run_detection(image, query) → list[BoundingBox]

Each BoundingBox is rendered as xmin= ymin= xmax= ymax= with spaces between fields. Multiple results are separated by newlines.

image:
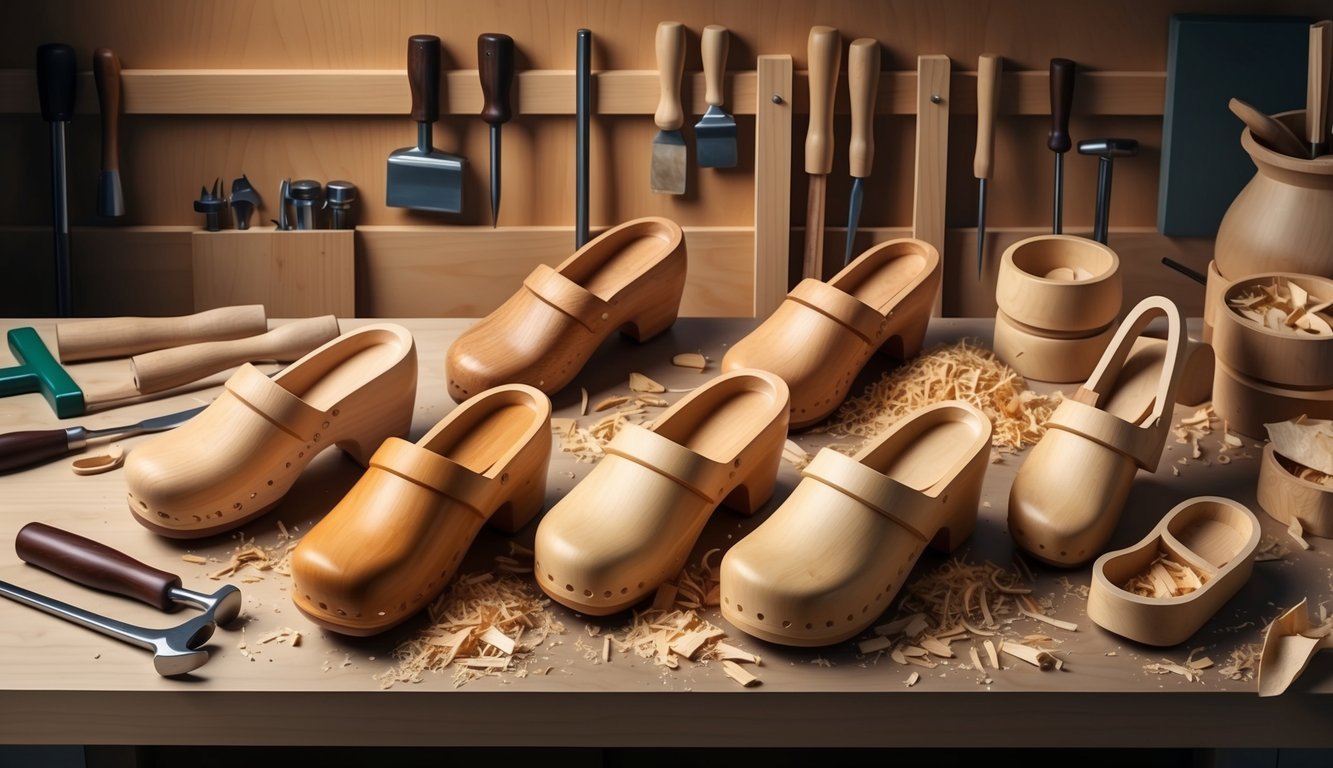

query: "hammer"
xmin=1077 ymin=138 xmax=1138 ymax=245
xmin=15 ymin=522 xmax=242 ymax=625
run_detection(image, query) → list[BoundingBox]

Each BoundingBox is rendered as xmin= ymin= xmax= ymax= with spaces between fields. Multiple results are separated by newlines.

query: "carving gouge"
xmin=844 ymin=38 xmax=879 ymax=267
xmin=575 ymin=28 xmax=591 ymax=249
xmin=1048 ymin=58 xmax=1075 ymax=234
xmin=974 ymin=54 xmax=1000 ymax=278
xmin=93 ymin=48 xmax=124 ymax=218
xmin=479 ymin=33 xmax=515 ymax=227
xmin=0 ymin=402 xmax=204 ymax=473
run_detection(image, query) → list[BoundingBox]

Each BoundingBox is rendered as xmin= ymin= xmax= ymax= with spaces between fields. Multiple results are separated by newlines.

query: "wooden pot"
xmin=991 ymin=309 xmax=1115 ymax=384
xmin=1211 ymin=358 xmax=1333 ymax=438
xmin=1211 ymin=272 xmax=1333 ymax=388
xmin=1215 ymin=111 xmax=1333 ymax=280
xmin=1258 ymin=444 xmax=1333 ymax=539
xmin=995 ymin=235 xmax=1122 ymax=333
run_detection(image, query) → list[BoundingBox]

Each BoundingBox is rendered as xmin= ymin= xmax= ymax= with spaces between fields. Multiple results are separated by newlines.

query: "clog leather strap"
xmin=523 ymin=264 xmax=614 ymax=333
xmin=801 ymin=448 xmax=935 ymax=542
xmin=224 ymin=363 xmax=328 ymax=441
xmin=368 ymin=437 xmax=497 ymax=519
xmin=604 ymin=424 xmax=731 ymax=505
xmin=787 ymin=279 xmax=888 ymax=345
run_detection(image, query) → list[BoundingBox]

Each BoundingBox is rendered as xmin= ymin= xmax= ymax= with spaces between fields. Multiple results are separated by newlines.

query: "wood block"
xmin=913 ymin=55 xmax=950 ymax=316
xmin=753 ymin=55 xmax=793 ymax=317
xmin=192 ymin=230 xmax=354 ymax=317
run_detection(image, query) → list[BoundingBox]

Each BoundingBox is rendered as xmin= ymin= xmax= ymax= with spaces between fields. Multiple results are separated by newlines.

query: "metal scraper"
xmin=650 ymin=21 xmax=687 ymax=195
xmin=695 ymin=25 xmax=737 ymax=169
xmin=387 ymin=34 xmax=465 ymax=213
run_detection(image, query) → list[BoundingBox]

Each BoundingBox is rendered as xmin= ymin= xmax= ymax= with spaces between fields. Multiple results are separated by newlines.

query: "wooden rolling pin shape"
xmin=57 ymin=305 xmax=268 ymax=363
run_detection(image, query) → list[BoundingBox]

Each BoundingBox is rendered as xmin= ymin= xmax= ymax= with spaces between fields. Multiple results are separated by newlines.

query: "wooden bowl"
xmin=1211 ymin=272 xmax=1333 ymax=388
xmin=995 ymin=235 xmax=1122 ymax=333
xmin=1257 ymin=443 xmax=1333 ymax=538
xmin=1211 ymin=358 xmax=1333 ymax=438
xmin=991 ymin=310 xmax=1115 ymax=384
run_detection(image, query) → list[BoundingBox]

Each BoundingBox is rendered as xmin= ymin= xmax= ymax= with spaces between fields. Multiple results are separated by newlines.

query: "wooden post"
xmin=753 ymin=55 xmax=793 ymax=318
xmin=913 ymin=55 xmax=951 ymax=316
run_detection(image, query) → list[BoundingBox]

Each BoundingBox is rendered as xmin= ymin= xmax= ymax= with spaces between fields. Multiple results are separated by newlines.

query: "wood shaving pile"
xmin=672 ymin=353 xmax=708 ymax=371
xmin=781 ymin=439 xmax=812 ymax=470
xmin=552 ymin=395 xmax=668 ymax=462
xmin=1267 ymin=416 xmax=1333 ymax=486
xmin=1121 ymin=552 xmax=1209 ymax=598
xmin=1171 ymin=405 xmax=1249 ymax=473
xmin=1217 ymin=644 xmax=1261 ymax=681
xmin=820 ymin=339 xmax=1063 ymax=452
xmin=237 ymin=627 xmax=302 ymax=660
xmin=1254 ymin=535 xmax=1289 ymax=562
xmin=208 ymin=522 xmax=300 ymax=582
xmin=1228 ymin=277 xmax=1333 ymax=336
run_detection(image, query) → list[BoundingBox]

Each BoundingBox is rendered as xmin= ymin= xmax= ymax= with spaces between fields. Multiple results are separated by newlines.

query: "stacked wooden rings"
xmin=1210 ymin=272 xmax=1333 ymax=437
xmin=992 ymin=235 xmax=1122 ymax=383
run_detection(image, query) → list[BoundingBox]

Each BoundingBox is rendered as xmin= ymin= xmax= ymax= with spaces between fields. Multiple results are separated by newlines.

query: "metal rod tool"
xmin=36 ymin=43 xmax=77 ymax=316
xmin=974 ymin=54 xmax=1000 ymax=278
xmin=1077 ymin=138 xmax=1137 ymax=245
xmin=479 ymin=33 xmax=515 ymax=227
xmin=1047 ymin=58 xmax=1075 ymax=234
xmin=844 ymin=38 xmax=879 ymax=267
xmin=575 ymin=29 xmax=591 ymax=249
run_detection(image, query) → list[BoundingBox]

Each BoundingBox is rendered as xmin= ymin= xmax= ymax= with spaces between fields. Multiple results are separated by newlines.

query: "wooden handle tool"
xmin=1228 ymin=98 xmax=1308 ymax=158
xmin=649 ymin=21 xmax=687 ymax=194
xmin=93 ymin=48 xmax=124 ymax=218
xmin=802 ymin=25 xmax=841 ymax=280
xmin=843 ymin=38 xmax=878 ymax=266
xmin=1309 ymin=20 xmax=1331 ymax=157
xmin=975 ymin=53 xmax=1001 ymax=278
xmin=1048 ymin=58 xmax=1075 ymax=234
xmin=478 ymin=32 xmax=515 ymax=226
xmin=57 ymin=304 xmax=268 ymax=363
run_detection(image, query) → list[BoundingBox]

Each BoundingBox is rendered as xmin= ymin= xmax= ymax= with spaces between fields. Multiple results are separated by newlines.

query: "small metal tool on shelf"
xmin=289 ymin=179 xmax=324 ymax=230
xmin=227 ymin=175 xmax=261 ymax=230
xmin=193 ymin=178 xmax=225 ymax=231
xmin=325 ymin=180 xmax=357 ymax=229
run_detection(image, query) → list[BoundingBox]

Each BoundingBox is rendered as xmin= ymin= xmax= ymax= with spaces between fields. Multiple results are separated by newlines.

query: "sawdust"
xmin=209 ymin=522 xmax=300 ymax=581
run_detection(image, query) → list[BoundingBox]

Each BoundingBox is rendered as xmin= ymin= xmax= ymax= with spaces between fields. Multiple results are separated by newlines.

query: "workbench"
xmin=1 ymin=316 xmax=1331 ymax=748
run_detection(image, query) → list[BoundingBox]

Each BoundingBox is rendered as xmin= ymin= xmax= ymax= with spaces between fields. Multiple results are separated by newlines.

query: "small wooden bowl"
xmin=1257 ymin=443 xmax=1333 ymax=538
xmin=1211 ymin=358 xmax=1333 ymax=438
xmin=992 ymin=310 xmax=1115 ymax=384
xmin=1088 ymin=496 xmax=1260 ymax=647
xmin=1211 ymin=272 xmax=1333 ymax=388
xmin=995 ymin=235 xmax=1122 ymax=333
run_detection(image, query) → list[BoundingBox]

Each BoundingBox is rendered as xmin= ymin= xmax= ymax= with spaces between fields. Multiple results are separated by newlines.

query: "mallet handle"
xmin=16 ymin=522 xmax=180 ymax=612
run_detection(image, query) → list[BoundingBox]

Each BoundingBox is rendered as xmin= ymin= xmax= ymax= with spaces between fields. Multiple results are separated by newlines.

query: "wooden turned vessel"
xmin=1211 ymin=272 xmax=1333 ymax=388
xmin=995 ymin=235 xmax=1122 ymax=333
xmin=991 ymin=309 xmax=1115 ymax=384
xmin=1211 ymin=359 xmax=1333 ymax=438
xmin=1257 ymin=443 xmax=1333 ymax=538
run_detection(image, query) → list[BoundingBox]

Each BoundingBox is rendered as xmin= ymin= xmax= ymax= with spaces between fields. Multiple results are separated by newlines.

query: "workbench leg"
xmin=753 ymin=54 xmax=793 ymax=319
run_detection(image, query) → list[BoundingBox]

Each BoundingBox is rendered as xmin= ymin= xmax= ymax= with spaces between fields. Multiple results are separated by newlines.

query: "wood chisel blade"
xmin=651 ymin=22 xmax=687 ymax=195
xmin=975 ymin=54 xmax=1000 ymax=278
xmin=844 ymin=38 xmax=879 ymax=267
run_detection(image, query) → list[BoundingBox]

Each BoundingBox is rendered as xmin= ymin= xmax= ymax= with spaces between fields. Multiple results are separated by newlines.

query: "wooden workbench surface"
xmin=1 ymin=317 xmax=1331 ymax=748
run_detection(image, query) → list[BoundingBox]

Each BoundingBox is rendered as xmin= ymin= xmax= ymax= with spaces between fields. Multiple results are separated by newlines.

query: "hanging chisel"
xmin=1308 ymin=21 xmax=1330 ymax=158
xmin=575 ymin=28 xmax=591 ymax=249
xmin=649 ymin=21 xmax=687 ymax=195
xmin=479 ymin=33 xmax=515 ymax=227
xmin=802 ymin=26 xmax=840 ymax=280
xmin=843 ymin=38 xmax=878 ymax=267
xmin=1047 ymin=58 xmax=1075 ymax=234
xmin=36 ymin=43 xmax=77 ymax=317
xmin=93 ymin=48 xmax=124 ymax=218
xmin=974 ymin=54 xmax=1000 ymax=278
xmin=695 ymin=25 xmax=738 ymax=168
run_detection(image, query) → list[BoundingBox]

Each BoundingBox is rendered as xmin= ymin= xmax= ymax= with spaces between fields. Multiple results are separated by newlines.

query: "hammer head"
xmin=170 ymin=583 xmax=242 ymax=626
xmin=3 ymin=328 xmax=84 ymax=418
xmin=150 ymin=613 xmax=215 ymax=677
xmin=1077 ymin=138 xmax=1139 ymax=159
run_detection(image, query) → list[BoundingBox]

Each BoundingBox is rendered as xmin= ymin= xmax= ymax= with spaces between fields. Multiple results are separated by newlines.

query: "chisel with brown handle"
xmin=93 ymin=47 xmax=124 ymax=218
xmin=843 ymin=38 xmax=879 ymax=267
xmin=57 ymin=304 xmax=268 ymax=363
xmin=1308 ymin=20 xmax=1331 ymax=158
xmin=1048 ymin=58 xmax=1075 ymax=234
xmin=975 ymin=54 xmax=1001 ymax=278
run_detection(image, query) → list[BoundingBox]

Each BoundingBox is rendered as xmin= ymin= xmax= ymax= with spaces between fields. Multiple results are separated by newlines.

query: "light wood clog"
xmin=534 ymin=369 xmax=790 ymax=615
xmin=445 ymin=217 xmax=686 ymax=401
xmin=720 ymin=401 xmax=992 ymax=647
xmin=1008 ymin=296 xmax=1189 ymax=566
xmin=290 ymin=384 xmax=551 ymax=636
xmin=720 ymin=238 xmax=940 ymax=430
xmin=125 ymin=324 xmax=418 ymax=539
xmin=1087 ymin=496 xmax=1260 ymax=647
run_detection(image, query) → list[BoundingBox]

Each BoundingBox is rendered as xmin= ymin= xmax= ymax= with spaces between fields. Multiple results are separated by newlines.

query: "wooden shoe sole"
xmin=125 ymin=324 xmax=418 ymax=539
xmin=534 ymin=369 xmax=790 ymax=616
xmin=721 ymin=238 xmax=940 ymax=430
xmin=290 ymin=384 xmax=551 ymax=636
xmin=445 ymin=217 xmax=686 ymax=401
xmin=720 ymin=401 xmax=992 ymax=647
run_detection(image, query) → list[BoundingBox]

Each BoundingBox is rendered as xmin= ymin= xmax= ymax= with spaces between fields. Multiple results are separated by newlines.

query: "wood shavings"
xmin=579 ymin=388 xmax=588 ymax=416
xmin=209 ymin=525 xmax=301 ymax=581
xmin=594 ymin=395 xmax=630 ymax=412
xmin=628 ymin=372 xmax=666 ymax=393
xmin=905 ymin=671 xmax=921 ymax=687
xmin=920 ymin=637 xmax=955 ymax=658
xmin=1017 ymin=601 xmax=1080 ymax=631
xmin=180 ymin=554 xmax=208 ymax=565
xmin=1144 ymin=661 xmax=1202 ymax=682
xmin=1000 ymin=641 xmax=1058 ymax=671
xmin=1287 ymin=517 xmax=1311 ymax=550
xmin=857 ymin=636 xmax=894 ymax=654
xmin=1121 ymin=552 xmax=1210 ymax=598
xmin=1187 ymin=656 xmax=1214 ymax=670
xmin=1254 ymin=535 xmax=1289 ymax=562
xmin=722 ymin=660 xmax=760 ymax=687
xmin=968 ymin=645 xmax=984 ymax=672
xmin=257 ymin=628 xmax=301 ymax=647
xmin=781 ymin=439 xmax=812 ymax=470
xmin=984 ymin=640 xmax=1000 ymax=669
xmin=713 ymin=642 xmax=761 ymax=664
xmin=1266 ymin=416 xmax=1333 ymax=476
xmin=821 ymin=339 xmax=1063 ymax=452
xmin=1229 ymin=277 xmax=1333 ymax=336
xmin=672 ymin=352 xmax=708 ymax=371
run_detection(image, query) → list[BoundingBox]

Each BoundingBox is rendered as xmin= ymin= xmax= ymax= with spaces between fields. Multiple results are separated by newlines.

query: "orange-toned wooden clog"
xmin=534 ymin=369 xmax=790 ymax=615
xmin=721 ymin=238 xmax=940 ymax=429
xmin=125 ymin=324 xmax=418 ymax=539
xmin=445 ymin=217 xmax=686 ymax=401
xmin=290 ymin=384 xmax=551 ymax=636
xmin=1008 ymin=296 xmax=1189 ymax=567
xmin=720 ymin=401 xmax=992 ymax=646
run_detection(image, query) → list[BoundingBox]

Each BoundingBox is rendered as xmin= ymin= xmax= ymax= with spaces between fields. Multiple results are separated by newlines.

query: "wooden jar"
xmin=992 ymin=235 xmax=1121 ymax=383
xmin=1257 ymin=443 xmax=1333 ymax=538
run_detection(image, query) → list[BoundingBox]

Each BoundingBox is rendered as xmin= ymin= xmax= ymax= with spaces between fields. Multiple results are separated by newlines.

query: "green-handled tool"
xmin=650 ymin=21 xmax=687 ymax=195
xmin=843 ymin=38 xmax=879 ymax=267
xmin=695 ymin=25 xmax=737 ymax=168
xmin=975 ymin=54 xmax=1000 ymax=278
xmin=479 ymin=33 xmax=515 ymax=226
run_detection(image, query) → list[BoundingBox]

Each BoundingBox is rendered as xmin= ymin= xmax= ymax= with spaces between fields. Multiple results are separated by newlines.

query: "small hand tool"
xmin=288 ymin=179 xmax=323 ymax=230
xmin=36 ymin=43 xmax=77 ymax=316
xmin=0 ymin=578 xmax=213 ymax=676
xmin=1047 ymin=58 xmax=1076 ymax=234
xmin=974 ymin=54 xmax=1001 ymax=278
xmin=478 ymin=33 xmax=515 ymax=227
xmin=802 ymin=25 xmax=840 ymax=280
xmin=843 ymin=37 xmax=879 ymax=267
xmin=387 ymin=35 xmax=465 ymax=213
xmin=273 ymin=178 xmax=292 ymax=230
xmin=1227 ymin=98 xmax=1308 ymax=158
xmin=1160 ymin=257 xmax=1206 ymax=285
xmin=324 ymin=180 xmax=357 ymax=229
xmin=0 ymin=402 xmax=203 ymax=473
xmin=1077 ymin=138 xmax=1137 ymax=244
xmin=1308 ymin=20 xmax=1331 ymax=158
xmin=93 ymin=48 xmax=125 ymax=218
xmin=575 ymin=28 xmax=592 ymax=249
xmin=57 ymin=304 xmax=268 ymax=363
xmin=16 ymin=522 xmax=242 ymax=625
xmin=193 ymin=178 xmax=225 ymax=231
xmin=650 ymin=21 xmax=687 ymax=195
xmin=227 ymin=175 xmax=261 ymax=230
xmin=695 ymin=25 xmax=738 ymax=169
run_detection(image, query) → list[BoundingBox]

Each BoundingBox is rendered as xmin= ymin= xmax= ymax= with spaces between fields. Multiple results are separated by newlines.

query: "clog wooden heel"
xmin=1087 ymin=496 xmax=1260 ymax=647
xmin=290 ymin=384 xmax=551 ymax=636
xmin=721 ymin=238 xmax=940 ymax=430
xmin=1008 ymin=296 xmax=1189 ymax=567
xmin=125 ymin=324 xmax=417 ymax=539
xmin=445 ymin=216 xmax=686 ymax=401
xmin=720 ymin=401 xmax=992 ymax=647
xmin=534 ymin=369 xmax=789 ymax=616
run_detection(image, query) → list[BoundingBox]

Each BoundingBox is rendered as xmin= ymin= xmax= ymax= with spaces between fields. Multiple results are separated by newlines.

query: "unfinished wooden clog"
xmin=290 ymin=384 xmax=551 ymax=636
xmin=1087 ymin=496 xmax=1260 ymax=647
xmin=445 ymin=217 xmax=686 ymax=401
xmin=1258 ymin=598 xmax=1333 ymax=697
xmin=720 ymin=401 xmax=991 ymax=647
xmin=1008 ymin=296 xmax=1188 ymax=567
xmin=721 ymin=238 xmax=940 ymax=429
xmin=125 ymin=324 xmax=418 ymax=539
xmin=534 ymin=369 xmax=789 ymax=615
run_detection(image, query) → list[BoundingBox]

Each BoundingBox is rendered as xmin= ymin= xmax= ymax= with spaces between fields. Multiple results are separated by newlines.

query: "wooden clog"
xmin=720 ymin=401 xmax=992 ymax=647
xmin=125 ymin=324 xmax=418 ymax=539
xmin=1087 ymin=496 xmax=1260 ymax=647
xmin=445 ymin=217 xmax=686 ymax=401
xmin=720 ymin=238 xmax=940 ymax=430
xmin=290 ymin=384 xmax=551 ymax=636
xmin=534 ymin=369 xmax=790 ymax=615
xmin=1008 ymin=296 xmax=1189 ymax=567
